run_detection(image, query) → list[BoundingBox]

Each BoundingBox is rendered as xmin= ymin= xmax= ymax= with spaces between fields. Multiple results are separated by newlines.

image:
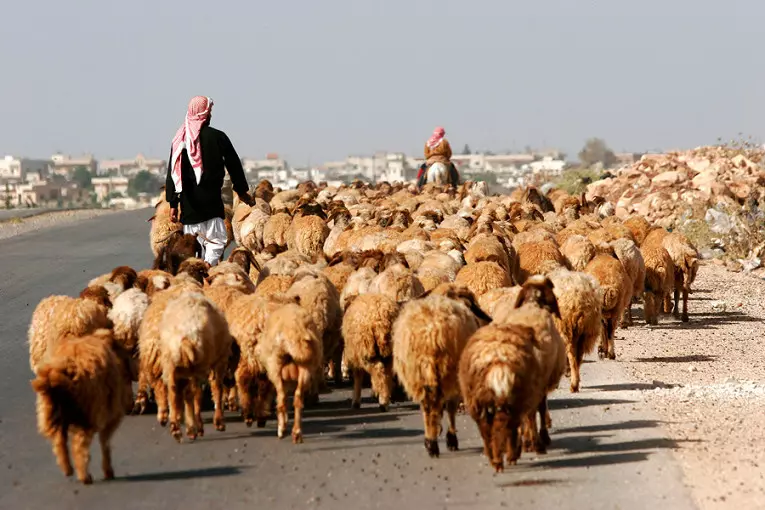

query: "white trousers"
xmin=183 ymin=217 xmax=227 ymax=266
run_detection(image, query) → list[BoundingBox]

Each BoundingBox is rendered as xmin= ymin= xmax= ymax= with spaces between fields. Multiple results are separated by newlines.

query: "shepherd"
xmin=165 ymin=96 xmax=254 ymax=266
xmin=417 ymin=126 xmax=460 ymax=188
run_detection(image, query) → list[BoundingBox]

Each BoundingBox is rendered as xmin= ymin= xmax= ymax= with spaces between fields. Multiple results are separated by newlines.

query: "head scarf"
xmin=427 ymin=126 xmax=446 ymax=150
xmin=170 ymin=96 xmax=213 ymax=192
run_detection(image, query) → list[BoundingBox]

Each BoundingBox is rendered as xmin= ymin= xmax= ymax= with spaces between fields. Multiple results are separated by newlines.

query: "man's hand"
xmin=169 ymin=207 xmax=179 ymax=223
xmin=237 ymin=192 xmax=255 ymax=206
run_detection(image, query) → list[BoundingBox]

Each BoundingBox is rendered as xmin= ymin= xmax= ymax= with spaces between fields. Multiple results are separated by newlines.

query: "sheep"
xmin=254 ymin=274 xmax=294 ymax=299
xmin=464 ymin=234 xmax=511 ymax=274
xmin=492 ymin=277 xmax=566 ymax=454
xmin=287 ymin=203 xmax=330 ymax=260
xmin=176 ymin=257 xmax=209 ymax=284
xmin=458 ymin=322 xmax=540 ymax=472
xmin=108 ymin=288 xmax=150 ymax=356
xmin=455 ymin=261 xmax=512 ymax=299
xmin=159 ymin=291 xmax=233 ymax=441
xmin=476 ymin=286 xmax=522 ymax=319
xmin=135 ymin=269 xmax=173 ymax=298
xmin=227 ymin=247 xmax=262 ymax=283
xmin=339 ymin=267 xmax=377 ymax=310
xmin=31 ymin=329 xmax=136 ymax=484
xmin=610 ymin=238 xmax=646 ymax=326
xmin=205 ymin=261 xmax=256 ymax=293
xmin=513 ymin=241 xmax=568 ymax=284
xmin=367 ymin=260 xmax=425 ymax=303
xmin=148 ymin=199 xmax=182 ymax=259
xmin=623 ymin=215 xmax=652 ymax=246
xmin=256 ymin=303 xmax=323 ymax=443
xmin=640 ymin=230 xmax=676 ymax=325
xmin=262 ymin=212 xmax=292 ymax=251
xmin=239 ymin=207 xmax=270 ymax=254
xmin=392 ymin=291 xmax=483 ymax=457
xmin=584 ymin=254 xmax=632 ymax=359
xmin=546 ymin=269 xmax=603 ymax=392
xmin=28 ymin=287 xmax=112 ymax=373
xmin=152 ymin=232 xmax=202 ymax=275
xmin=559 ymin=234 xmax=596 ymax=271
xmin=661 ymin=232 xmax=700 ymax=322
xmin=86 ymin=266 xmax=138 ymax=302
xmin=342 ymin=293 xmax=399 ymax=411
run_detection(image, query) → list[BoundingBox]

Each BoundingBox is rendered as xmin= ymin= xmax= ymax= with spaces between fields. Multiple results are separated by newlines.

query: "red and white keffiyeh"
xmin=170 ymin=96 xmax=213 ymax=192
xmin=427 ymin=126 xmax=446 ymax=150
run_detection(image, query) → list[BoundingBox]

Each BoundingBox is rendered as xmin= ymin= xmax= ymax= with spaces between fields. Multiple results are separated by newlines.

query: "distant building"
xmin=92 ymin=176 xmax=129 ymax=201
xmin=0 ymin=156 xmax=50 ymax=182
xmin=50 ymin=153 xmax=97 ymax=177
xmin=13 ymin=181 xmax=87 ymax=207
xmin=99 ymin=154 xmax=166 ymax=176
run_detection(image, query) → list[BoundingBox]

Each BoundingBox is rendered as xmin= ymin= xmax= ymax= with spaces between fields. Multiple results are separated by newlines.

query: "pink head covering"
xmin=170 ymin=96 xmax=213 ymax=192
xmin=427 ymin=126 xmax=446 ymax=150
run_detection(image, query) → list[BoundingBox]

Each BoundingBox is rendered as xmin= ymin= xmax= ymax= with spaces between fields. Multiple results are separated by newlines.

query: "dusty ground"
xmin=618 ymin=263 xmax=765 ymax=509
xmin=0 ymin=208 xmax=117 ymax=240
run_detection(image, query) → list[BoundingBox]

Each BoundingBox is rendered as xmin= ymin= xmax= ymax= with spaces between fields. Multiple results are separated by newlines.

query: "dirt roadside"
xmin=0 ymin=209 xmax=118 ymax=240
xmin=616 ymin=263 xmax=765 ymax=509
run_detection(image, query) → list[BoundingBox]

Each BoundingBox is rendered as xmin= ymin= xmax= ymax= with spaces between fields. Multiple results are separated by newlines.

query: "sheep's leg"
xmin=209 ymin=367 xmax=226 ymax=432
xmin=154 ymin=379 xmax=169 ymax=427
xmin=536 ymin=398 xmax=550 ymax=453
xmin=597 ymin=320 xmax=608 ymax=359
xmin=332 ymin=343 xmax=344 ymax=386
xmin=351 ymin=368 xmax=363 ymax=409
xmin=236 ymin=364 xmax=255 ymax=427
xmin=507 ymin=425 xmax=521 ymax=465
xmin=477 ymin=413 xmax=493 ymax=459
xmin=99 ymin=420 xmax=119 ymax=480
xmin=191 ymin=379 xmax=204 ymax=437
xmin=226 ymin=386 xmax=239 ymax=413
xmin=681 ymin=286 xmax=689 ymax=323
xmin=167 ymin=375 xmax=185 ymax=442
xmin=573 ymin=339 xmax=586 ymax=393
xmin=521 ymin=413 xmax=539 ymax=453
xmin=183 ymin=381 xmax=198 ymax=441
xmin=70 ymin=427 xmax=94 ymax=485
xmin=567 ymin=342 xmax=579 ymax=393
xmin=421 ymin=392 xmax=442 ymax=458
xmin=274 ymin=376 xmax=288 ymax=439
xmin=623 ymin=302 xmax=634 ymax=327
xmin=445 ymin=398 xmax=459 ymax=451
xmin=490 ymin=412 xmax=510 ymax=472
xmin=133 ymin=370 xmax=150 ymax=414
xmin=292 ymin=367 xmax=311 ymax=444
xmin=672 ymin=286 xmax=680 ymax=317
xmin=644 ymin=292 xmax=656 ymax=326
xmin=254 ymin=374 xmax=274 ymax=428
xmin=52 ymin=426 xmax=73 ymax=477
xmin=604 ymin=318 xmax=616 ymax=360
xmin=663 ymin=291 xmax=673 ymax=314
xmin=372 ymin=363 xmax=393 ymax=412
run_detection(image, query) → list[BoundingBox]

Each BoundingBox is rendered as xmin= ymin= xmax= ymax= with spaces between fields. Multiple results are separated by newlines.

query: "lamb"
xmin=256 ymin=303 xmax=323 ymax=443
xmin=159 ymin=291 xmax=233 ymax=441
xmin=148 ymin=199 xmax=182 ymax=259
xmin=31 ymin=329 xmax=136 ymax=484
xmin=28 ymin=287 xmax=112 ymax=373
xmin=342 ymin=293 xmax=399 ymax=411
xmin=546 ymin=269 xmax=603 ymax=392
xmin=492 ymin=277 xmax=566 ymax=454
xmin=455 ymin=261 xmax=512 ymax=299
xmin=610 ymin=238 xmax=646 ymax=326
xmin=458 ymin=322 xmax=540 ymax=472
xmin=583 ymin=254 xmax=632 ymax=359
xmin=392 ymin=290 xmax=483 ymax=457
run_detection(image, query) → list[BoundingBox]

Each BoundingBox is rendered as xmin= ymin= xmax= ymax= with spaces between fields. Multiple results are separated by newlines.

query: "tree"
xmin=128 ymin=170 xmax=162 ymax=198
xmin=578 ymin=138 xmax=617 ymax=168
xmin=462 ymin=144 xmax=471 ymax=155
xmin=4 ymin=182 xmax=11 ymax=210
xmin=72 ymin=166 xmax=92 ymax=190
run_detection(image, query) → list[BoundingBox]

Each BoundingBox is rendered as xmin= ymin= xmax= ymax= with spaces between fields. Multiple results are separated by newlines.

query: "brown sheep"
xmin=342 ymin=293 xmax=400 ymax=411
xmin=28 ymin=288 xmax=113 ymax=373
xmin=392 ymin=291 xmax=483 ymax=457
xmin=287 ymin=213 xmax=330 ymax=261
xmin=148 ymin=199 xmax=182 ymax=259
xmin=559 ymin=234 xmax=596 ymax=272
xmin=455 ymin=261 xmax=512 ymax=298
xmin=584 ymin=254 xmax=632 ymax=359
xmin=31 ymin=329 xmax=136 ymax=484
xmin=623 ymin=215 xmax=652 ymax=246
xmin=108 ymin=288 xmax=150 ymax=357
xmin=661 ymin=232 xmax=700 ymax=322
xmin=152 ymin=232 xmax=202 ymax=275
xmin=459 ymin=322 xmax=540 ymax=472
xmin=256 ymin=303 xmax=323 ymax=443
xmin=159 ymin=291 xmax=233 ymax=441
xmin=610 ymin=238 xmax=646 ymax=326
xmin=546 ymin=269 xmax=603 ymax=392
xmin=513 ymin=240 xmax=568 ymax=284
xmin=262 ymin=212 xmax=292 ymax=251
xmin=640 ymin=230 xmax=676 ymax=325
xmin=135 ymin=269 xmax=173 ymax=298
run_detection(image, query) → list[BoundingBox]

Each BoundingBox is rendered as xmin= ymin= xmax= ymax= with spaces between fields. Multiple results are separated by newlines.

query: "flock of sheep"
xmin=27 ymin=179 xmax=700 ymax=484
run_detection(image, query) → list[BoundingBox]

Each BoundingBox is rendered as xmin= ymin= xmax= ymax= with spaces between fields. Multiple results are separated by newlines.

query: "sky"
xmin=1 ymin=0 xmax=763 ymax=165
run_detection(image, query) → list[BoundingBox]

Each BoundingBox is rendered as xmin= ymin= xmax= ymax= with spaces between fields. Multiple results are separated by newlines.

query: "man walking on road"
xmin=165 ymin=96 xmax=253 ymax=266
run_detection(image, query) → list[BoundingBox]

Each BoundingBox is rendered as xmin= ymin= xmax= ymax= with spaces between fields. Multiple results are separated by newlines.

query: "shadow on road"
xmin=528 ymin=451 xmax=651 ymax=469
xmin=118 ymin=466 xmax=244 ymax=482
xmin=556 ymin=419 xmax=660 ymax=434
xmin=634 ymin=354 xmax=717 ymax=363
xmin=497 ymin=478 xmax=566 ymax=488
xmin=586 ymin=382 xmax=677 ymax=391
xmin=549 ymin=397 xmax=634 ymax=411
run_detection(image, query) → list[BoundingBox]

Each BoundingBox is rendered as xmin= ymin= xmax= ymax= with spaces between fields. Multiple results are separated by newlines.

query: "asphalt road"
xmin=0 ymin=210 xmax=698 ymax=510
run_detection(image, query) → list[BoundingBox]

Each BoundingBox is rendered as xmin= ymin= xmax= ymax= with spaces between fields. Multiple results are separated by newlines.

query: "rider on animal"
xmin=417 ymin=127 xmax=459 ymax=188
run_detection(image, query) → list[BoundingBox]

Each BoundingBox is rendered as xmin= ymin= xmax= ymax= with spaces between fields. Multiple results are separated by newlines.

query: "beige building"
xmin=99 ymin=153 xmax=166 ymax=176
xmin=50 ymin=153 xmax=98 ymax=177
xmin=0 ymin=156 xmax=50 ymax=182
xmin=92 ymin=176 xmax=129 ymax=201
xmin=13 ymin=181 xmax=88 ymax=207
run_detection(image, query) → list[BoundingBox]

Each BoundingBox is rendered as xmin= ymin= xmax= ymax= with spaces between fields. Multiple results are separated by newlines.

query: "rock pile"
xmin=586 ymin=146 xmax=765 ymax=229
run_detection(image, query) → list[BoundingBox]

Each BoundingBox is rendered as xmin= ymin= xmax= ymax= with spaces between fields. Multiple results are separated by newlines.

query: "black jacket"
xmin=165 ymin=125 xmax=249 ymax=225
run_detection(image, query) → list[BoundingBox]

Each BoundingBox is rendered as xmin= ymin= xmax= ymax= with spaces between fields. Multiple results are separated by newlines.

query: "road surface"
xmin=0 ymin=210 xmax=698 ymax=509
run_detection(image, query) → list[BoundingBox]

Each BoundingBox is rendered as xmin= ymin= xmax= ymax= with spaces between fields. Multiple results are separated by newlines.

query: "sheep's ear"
xmin=147 ymin=215 xmax=156 ymax=223
xmin=419 ymin=288 xmax=433 ymax=299
xmin=248 ymin=251 xmax=262 ymax=273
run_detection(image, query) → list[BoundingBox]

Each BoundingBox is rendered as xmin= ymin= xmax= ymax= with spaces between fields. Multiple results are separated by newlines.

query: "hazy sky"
xmin=1 ymin=0 xmax=763 ymax=165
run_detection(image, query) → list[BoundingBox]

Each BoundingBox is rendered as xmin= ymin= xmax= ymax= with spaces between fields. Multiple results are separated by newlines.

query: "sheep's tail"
xmin=177 ymin=337 xmax=199 ymax=367
xmin=284 ymin=331 xmax=321 ymax=367
xmin=486 ymin=363 xmax=516 ymax=400
xmin=417 ymin=357 xmax=440 ymax=401
xmin=602 ymin=286 xmax=619 ymax=310
xmin=31 ymin=364 xmax=85 ymax=437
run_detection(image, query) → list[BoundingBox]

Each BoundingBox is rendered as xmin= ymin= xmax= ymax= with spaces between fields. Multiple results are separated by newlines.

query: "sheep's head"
xmin=110 ymin=265 xmax=138 ymax=290
xmin=79 ymin=285 xmax=113 ymax=309
xmin=423 ymin=283 xmax=492 ymax=323
xmin=514 ymin=276 xmax=560 ymax=319
xmin=228 ymin=247 xmax=261 ymax=275
xmin=177 ymin=258 xmax=209 ymax=284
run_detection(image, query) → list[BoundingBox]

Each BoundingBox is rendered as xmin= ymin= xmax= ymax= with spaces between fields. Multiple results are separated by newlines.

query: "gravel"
xmin=0 ymin=209 xmax=117 ymax=240
xmin=617 ymin=263 xmax=765 ymax=509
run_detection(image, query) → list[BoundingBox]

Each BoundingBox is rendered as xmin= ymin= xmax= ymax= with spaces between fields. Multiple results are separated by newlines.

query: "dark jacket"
xmin=165 ymin=125 xmax=249 ymax=225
